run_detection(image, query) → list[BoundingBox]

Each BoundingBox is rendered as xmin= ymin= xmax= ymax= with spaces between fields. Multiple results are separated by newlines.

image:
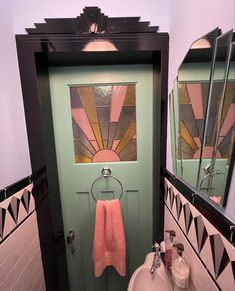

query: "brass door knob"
xmin=67 ymin=230 xmax=75 ymax=244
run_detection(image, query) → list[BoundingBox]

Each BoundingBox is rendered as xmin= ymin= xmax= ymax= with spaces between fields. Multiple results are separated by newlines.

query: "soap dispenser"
xmin=171 ymin=243 xmax=190 ymax=289
xmin=164 ymin=230 xmax=176 ymax=270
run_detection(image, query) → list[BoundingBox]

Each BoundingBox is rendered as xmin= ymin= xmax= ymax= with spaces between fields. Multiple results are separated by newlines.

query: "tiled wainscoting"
xmin=164 ymin=178 xmax=235 ymax=291
xmin=0 ymin=184 xmax=46 ymax=291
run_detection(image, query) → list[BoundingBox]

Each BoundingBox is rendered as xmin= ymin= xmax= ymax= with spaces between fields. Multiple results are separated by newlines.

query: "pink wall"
xmin=0 ymin=0 xmax=31 ymax=189
xmin=167 ymin=0 xmax=235 ymax=222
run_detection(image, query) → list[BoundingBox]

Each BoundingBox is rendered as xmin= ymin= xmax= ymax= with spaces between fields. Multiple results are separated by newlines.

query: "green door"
xmin=49 ymin=64 xmax=153 ymax=291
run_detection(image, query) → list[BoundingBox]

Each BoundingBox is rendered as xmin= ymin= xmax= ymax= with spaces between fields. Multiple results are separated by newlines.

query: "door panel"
xmin=49 ymin=65 xmax=153 ymax=291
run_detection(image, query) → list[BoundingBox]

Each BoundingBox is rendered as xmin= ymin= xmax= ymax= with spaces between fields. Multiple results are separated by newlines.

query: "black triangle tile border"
xmin=7 ymin=197 xmax=21 ymax=224
xmin=0 ymin=188 xmax=35 ymax=245
xmin=183 ymin=203 xmax=193 ymax=234
xmin=21 ymin=189 xmax=31 ymax=213
xmin=210 ymin=234 xmax=230 ymax=279
xmin=0 ymin=172 xmax=46 ymax=246
xmin=194 ymin=215 xmax=208 ymax=253
xmin=0 ymin=208 xmax=6 ymax=238
xmin=169 ymin=187 xmax=175 ymax=210
xmin=165 ymin=183 xmax=169 ymax=202
xmin=175 ymin=194 xmax=183 ymax=220
xmin=231 ymin=261 xmax=235 ymax=282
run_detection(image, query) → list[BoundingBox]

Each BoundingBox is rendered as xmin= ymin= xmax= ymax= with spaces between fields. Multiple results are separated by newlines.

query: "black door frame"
xmin=16 ymin=7 xmax=169 ymax=290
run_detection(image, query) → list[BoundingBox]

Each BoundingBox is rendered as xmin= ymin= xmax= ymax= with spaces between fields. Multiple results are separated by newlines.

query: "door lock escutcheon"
xmin=67 ymin=230 xmax=75 ymax=244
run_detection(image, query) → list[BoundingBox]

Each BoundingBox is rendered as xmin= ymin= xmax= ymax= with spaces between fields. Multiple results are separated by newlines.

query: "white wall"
xmin=0 ymin=0 xmax=31 ymax=189
xmin=167 ymin=0 xmax=235 ymax=222
xmin=168 ymin=0 xmax=235 ymax=88
xmin=0 ymin=213 xmax=46 ymax=291
xmin=12 ymin=0 xmax=169 ymax=34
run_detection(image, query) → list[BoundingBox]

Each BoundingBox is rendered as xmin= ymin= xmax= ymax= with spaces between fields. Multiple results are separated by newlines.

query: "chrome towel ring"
xmin=91 ymin=167 xmax=123 ymax=201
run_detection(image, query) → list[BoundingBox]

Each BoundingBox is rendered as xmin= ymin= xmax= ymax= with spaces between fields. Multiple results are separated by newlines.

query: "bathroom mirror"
xmin=171 ymin=29 xmax=219 ymax=188
xmin=170 ymin=28 xmax=235 ymax=207
xmin=197 ymin=31 xmax=234 ymax=204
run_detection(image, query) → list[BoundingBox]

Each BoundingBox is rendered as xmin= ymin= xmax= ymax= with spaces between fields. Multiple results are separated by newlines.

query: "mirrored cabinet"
xmin=170 ymin=28 xmax=235 ymax=208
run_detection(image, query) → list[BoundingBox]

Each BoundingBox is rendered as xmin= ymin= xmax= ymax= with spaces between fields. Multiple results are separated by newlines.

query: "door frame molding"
xmin=16 ymin=7 xmax=169 ymax=290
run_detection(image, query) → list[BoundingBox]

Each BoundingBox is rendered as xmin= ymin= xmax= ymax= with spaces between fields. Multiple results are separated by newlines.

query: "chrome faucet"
xmin=150 ymin=242 xmax=161 ymax=274
xmin=199 ymin=164 xmax=225 ymax=191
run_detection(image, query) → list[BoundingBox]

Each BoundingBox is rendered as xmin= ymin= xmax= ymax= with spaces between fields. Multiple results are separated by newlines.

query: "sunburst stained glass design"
xmin=70 ymin=84 xmax=137 ymax=163
xmin=178 ymin=81 xmax=235 ymax=160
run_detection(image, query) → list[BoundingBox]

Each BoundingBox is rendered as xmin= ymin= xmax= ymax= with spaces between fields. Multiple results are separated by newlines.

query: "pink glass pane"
xmin=112 ymin=140 xmax=120 ymax=151
xmin=193 ymin=137 xmax=201 ymax=148
xmin=90 ymin=140 xmax=100 ymax=152
xmin=186 ymin=84 xmax=204 ymax=119
xmin=92 ymin=149 xmax=120 ymax=162
xmin=219 ymin=104 xmax=235 ymax=137
xmin=72 ymin=108 xmax=96 ymax=140
xmin=110 ymin=86 xmax=128 ymax=122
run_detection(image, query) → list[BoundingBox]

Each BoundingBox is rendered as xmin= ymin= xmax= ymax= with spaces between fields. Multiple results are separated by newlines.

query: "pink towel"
xmin=93 ymin=199 xmax=126 ymax=277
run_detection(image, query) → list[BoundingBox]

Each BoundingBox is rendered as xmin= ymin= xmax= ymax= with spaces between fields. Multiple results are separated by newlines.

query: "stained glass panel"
xmin=178 ymin=81 xmax=235 ymax=160
xmin=70 ymin=84 xmax=137 ymax=163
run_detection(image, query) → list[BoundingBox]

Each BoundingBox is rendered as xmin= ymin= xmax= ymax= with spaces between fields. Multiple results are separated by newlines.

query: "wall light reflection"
xmin=82 ymin=39 xmax=118 ymax=51
xmin=191 ymin=38 xmax=211 ymax=49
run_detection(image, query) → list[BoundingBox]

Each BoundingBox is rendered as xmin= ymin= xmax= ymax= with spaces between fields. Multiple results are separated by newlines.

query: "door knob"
xmin=67 ymin=230 xmax=75 ymax=244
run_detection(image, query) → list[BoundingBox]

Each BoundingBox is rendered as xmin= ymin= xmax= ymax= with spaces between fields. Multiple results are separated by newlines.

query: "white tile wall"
xmin=164 ymin=206 xmax=219 ymax=291
xmin=164 ymin=178 xmax=235 ymax=291
xmin=0 ymin=185 xmax=45 ymax=291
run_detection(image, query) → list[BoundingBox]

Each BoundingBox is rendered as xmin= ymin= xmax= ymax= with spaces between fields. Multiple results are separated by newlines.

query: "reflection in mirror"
xmin=170 ymin=28 xmax=235 ymax=208
xmin=198 ymin=30 xmax=234 ymax=205
xmin=175 ymin=30 xmax=218 ymax=188
xmin=217 ymin=42 xmax=235 ymax=205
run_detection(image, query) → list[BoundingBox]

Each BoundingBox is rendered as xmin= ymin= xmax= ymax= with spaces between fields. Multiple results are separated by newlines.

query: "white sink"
xmin=127 ymin=253 xmax=172 ymax=291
